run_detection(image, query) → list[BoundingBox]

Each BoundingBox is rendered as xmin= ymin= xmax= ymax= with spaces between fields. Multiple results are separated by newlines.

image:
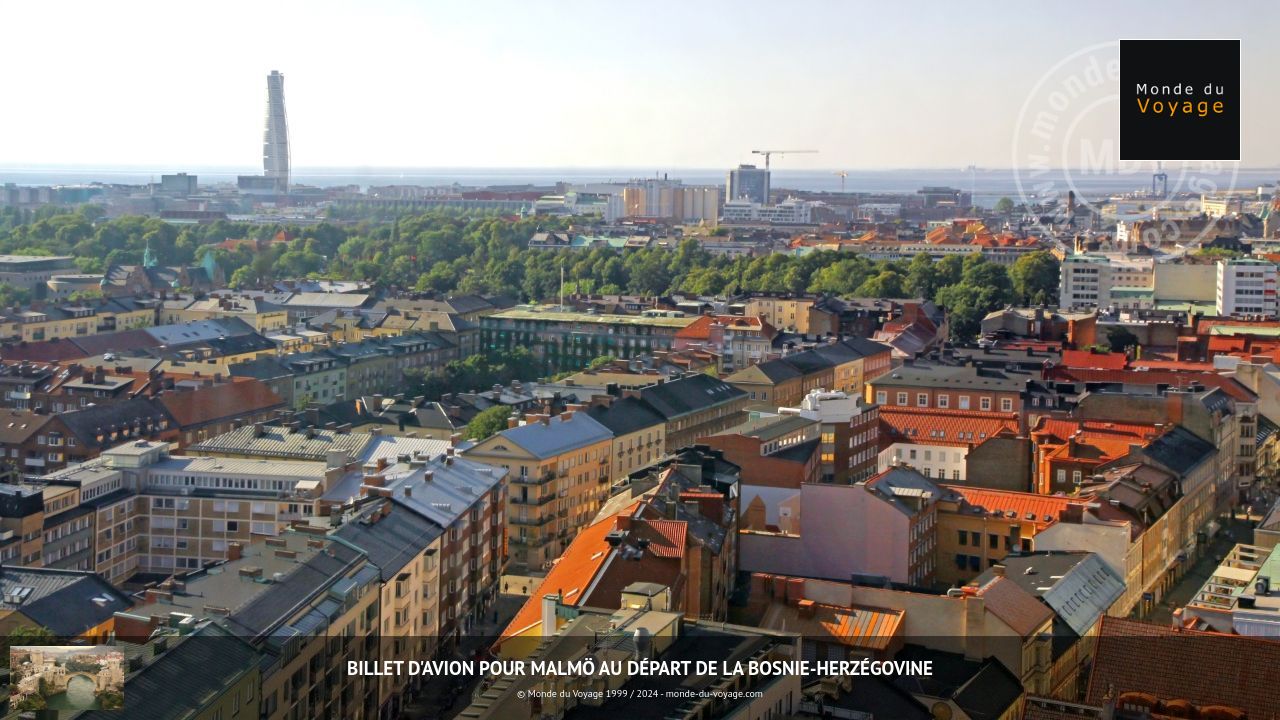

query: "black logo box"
xmin=1120 ymin=39 xmax=1240 ymax=161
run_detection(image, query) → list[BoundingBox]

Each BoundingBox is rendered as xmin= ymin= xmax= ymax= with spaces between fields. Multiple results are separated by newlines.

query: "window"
xmin=1072 ymin=470 xmax=1083 ymax=484
xmin=1056 ymin=469 xmax=1066 ymax=484
xmin=970 ymin=531 xmax=980 ymax=546
xmin=955 ymin=554 xmax=968 ymax=568
xmin=953 ymin=469 xmax=961 ymax=480
xmin=937 ymin=394 xmax=949 ymax=408
xmin=980 ymin=397 xmax=992 ymax=411
xmin=875 ymin=391 xmax=887 ymax=405
xmin=989 ymin=534 xmax=998 ymax=549
xmin=917 ymin=393 xmax=929 ymax=407
xmin=958 ymin=395 xmax=970 ymax=410
xmin=958 ymin=531 xmax=967 ymax=546
xmin=1000 ymin=398 xmax=1013 ymax=412
xmin=896 ymin=392 xmax=908 ymax=406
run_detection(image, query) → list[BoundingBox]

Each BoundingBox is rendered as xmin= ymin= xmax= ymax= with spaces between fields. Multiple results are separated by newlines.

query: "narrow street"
xmin=1144 ymin=515 xmax=1255 ymax=626
xmin=400 ymin=594 xmax=525 ymax=719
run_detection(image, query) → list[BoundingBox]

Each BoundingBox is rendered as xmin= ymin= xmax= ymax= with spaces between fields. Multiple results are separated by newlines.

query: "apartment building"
xmin=333 ymin=451 xmax=506 ymax=714
xmin=463 ymin=410 xmax=613 ymax=572
xmin=878 ymin=407 xmax=1020 ymax=483
xmin=1216 ymin=257 xmax=1278 ymax=317
xmin=0 ymin=297 xmax=155 ymax=343
xmin=866 ymin=361 xmax=1032 ymax=415
xmin=584 ymin=396 xmax=667 ymax=481
xmin=726 ymin=338 xmax=892 ymax=407
xmin=672 ymin=314 xmax=777 ymax=371
xmin=778 ymin=389 xmax=880 ymax=484
xmin=1057 ymin=254 xmax=1153 ymax=309
xmin=113 ymin=532 xmax=383 ymax=720
xmin=935 ymin=486 xmax=1088 ymax=587
xmin=327 ymin=333 xmax=456 ymax=398
xmin=739 ymin=466 xmax=944 ymax=586
xmin=479 ymin=306 xmax=697 ymax=372
xmin=633 ymin=372 xmax=749 ymax=450
xmin=497 ymin=466 xmax=738 ymax=658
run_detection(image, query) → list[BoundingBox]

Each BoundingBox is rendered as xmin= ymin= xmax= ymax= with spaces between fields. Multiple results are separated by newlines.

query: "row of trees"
xmin=0 ymin=208 xmax=1060 ymax=340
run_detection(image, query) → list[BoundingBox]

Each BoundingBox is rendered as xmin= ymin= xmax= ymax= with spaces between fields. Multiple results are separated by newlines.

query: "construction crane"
xmin=751 ymin=149 xmax=817 ymax=171
xmin=832 ymin=170 xmax=848 ymax=193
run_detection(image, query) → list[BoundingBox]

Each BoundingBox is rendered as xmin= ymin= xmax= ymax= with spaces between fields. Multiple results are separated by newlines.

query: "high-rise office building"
xmin=727 ymin=164 xmax=770 ymax=205
xmin=263 ymin=70 xmax=290 ymax=191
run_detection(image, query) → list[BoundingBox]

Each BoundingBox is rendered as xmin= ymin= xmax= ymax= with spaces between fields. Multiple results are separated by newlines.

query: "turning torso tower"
xmin=263 ymin=70 xmax=290 ymax=192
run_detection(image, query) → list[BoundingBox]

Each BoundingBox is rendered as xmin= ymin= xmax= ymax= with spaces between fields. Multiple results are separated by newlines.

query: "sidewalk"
xmin=401 ymin=594 xmax=525 ymax=719
xmin=1145 ymin=515 xmax=1252 ymax=625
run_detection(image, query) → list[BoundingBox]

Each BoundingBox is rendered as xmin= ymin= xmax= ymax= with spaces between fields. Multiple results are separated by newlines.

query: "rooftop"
xmin=0 ymin=565 xmax=132 ymax=637
xmin=880 ymin=407 xmax=1019 ymax=447
xmin=489 ymin=305 xmax=698 ymax=328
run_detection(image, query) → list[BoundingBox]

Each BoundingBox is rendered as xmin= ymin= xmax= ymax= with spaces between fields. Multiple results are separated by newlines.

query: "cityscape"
xmin=2 ymin=3 xmax=1280 ymax=720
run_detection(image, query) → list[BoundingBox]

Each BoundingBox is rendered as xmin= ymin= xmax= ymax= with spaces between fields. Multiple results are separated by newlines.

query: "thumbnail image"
xmin=9 ymin=645 xmax=125 ymax=714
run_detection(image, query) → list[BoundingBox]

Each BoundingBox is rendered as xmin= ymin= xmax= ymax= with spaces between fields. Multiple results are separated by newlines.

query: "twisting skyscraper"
xmin=263 ymin=71 xmax=290 ymax=191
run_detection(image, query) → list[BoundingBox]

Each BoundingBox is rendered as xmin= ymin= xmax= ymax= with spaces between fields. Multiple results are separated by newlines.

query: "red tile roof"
xmin=158 ymin=379 xmax=284 ymax=428
xmin=674 ymin=314 xmax=775 ymax=340
xmin=1045 ymin=367 xmax=1257 ymax=402
xmin=1031 ymin=417 xmax=1160 ymax=462
xmin=1060 ymin=350 xmax=1127 ymax=370
xmin=499 ymin=507 xmax=634 ymax=641
xmin=879 ymin=407 xmax=1019 ymax=448
xmin=943 ymin=485 xmax=1082 ymax=529
xmin=1085 ymin=616 xmax=1280 ymax=719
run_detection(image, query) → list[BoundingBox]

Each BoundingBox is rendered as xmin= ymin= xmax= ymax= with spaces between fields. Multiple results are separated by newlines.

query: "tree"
xmin=1009 ymin=251 xmax=1060 ymax=305
xmin=854 ymin=270 xmax=906 ymax=298
xmin=586 ymin=355 xmax=615 ymax=370
xmin=906 ymin=253 xmax=939 ymax=300
xmin=995 ymin=197 xmax=1015 ymax=214
xmin=465 ymin=405 xmax=513 ymax=441
xmin=1104 ymin=326 xmax=1139 ymax=353
xmin=1 ymin=625 xmax=54 ymax=669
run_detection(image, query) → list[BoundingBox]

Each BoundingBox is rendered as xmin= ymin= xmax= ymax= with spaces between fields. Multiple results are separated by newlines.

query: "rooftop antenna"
xmin=559 ymin=265 xmax=565 ymax=310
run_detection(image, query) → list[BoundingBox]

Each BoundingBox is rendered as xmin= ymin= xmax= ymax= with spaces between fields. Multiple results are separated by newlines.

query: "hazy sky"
xmin=4 ymin=0 xmax=1278 ymax=169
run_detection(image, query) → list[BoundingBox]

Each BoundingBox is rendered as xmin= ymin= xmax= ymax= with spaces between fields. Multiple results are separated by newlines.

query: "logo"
xmin=1120 ymin=39 xmax=1240 ymax=161
xmin=1012 ymin=41 xmax=1240 ymax=246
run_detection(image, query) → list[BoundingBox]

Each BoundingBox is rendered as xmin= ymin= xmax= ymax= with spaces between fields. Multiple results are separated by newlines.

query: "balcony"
xmin=510 ymin=493 xmax=554 ymax=507
xmin=509 ymin=513 xmax=553 ymax=528
xmin=512 ymin=471 xmax=555 ymax=486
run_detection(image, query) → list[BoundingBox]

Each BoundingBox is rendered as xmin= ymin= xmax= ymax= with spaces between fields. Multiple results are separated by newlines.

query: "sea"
xmin=3 ymin=165 xmax=1279 ymax=208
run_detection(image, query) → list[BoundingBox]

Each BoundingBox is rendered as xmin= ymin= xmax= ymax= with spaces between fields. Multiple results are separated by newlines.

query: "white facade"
xmin=877 ymin=443 xmax=968 ymax=482
xmin=722 ymin=197 xmax=816 ymax=225
xmin=1216 ymin=258 xmax=1278 ymax=317
xmin=1058 ymin=254 xmax=1154 ymax=309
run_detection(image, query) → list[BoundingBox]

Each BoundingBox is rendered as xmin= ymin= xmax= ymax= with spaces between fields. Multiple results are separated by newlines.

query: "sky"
xmin=4 ymin=0 xmax=1278 ymax=170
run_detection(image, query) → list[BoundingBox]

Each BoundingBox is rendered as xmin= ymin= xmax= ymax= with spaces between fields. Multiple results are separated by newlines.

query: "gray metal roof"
xmin=497 ymin=412 xmax=612 ymax=459
xmin=977 ymin=552 xmax=1125 ymax=637
xmin=191 ymin=424 xmax=372 ymax=461
xmin=0 ymin=565 xmax=132 ymax=637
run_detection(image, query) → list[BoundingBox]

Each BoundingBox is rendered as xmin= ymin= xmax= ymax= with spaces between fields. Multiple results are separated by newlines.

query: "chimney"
xmin=226 ymin=542 xmax=243 ymax=562
xmin=541 ymin=593 xmax=560 ymax=637
xmin=991 ymin=564 xmax=1006 ymax=578
xmin=963 ymin=594 xmax=986 ymax=661
xmin=797 ymin=598 xmax=816 ymax=619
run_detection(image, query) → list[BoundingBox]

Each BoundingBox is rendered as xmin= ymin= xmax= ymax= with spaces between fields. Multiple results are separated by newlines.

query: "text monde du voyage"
xmin=1134 ymin=82 xmax=1228 ymax=118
